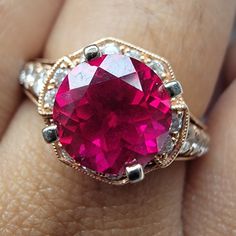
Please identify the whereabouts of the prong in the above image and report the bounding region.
[165,81,183,98]
[126,164,144,183]
[83,44,100,61]
[42,124,58,143]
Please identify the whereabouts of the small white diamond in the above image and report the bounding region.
[24,74,35,89]
[148,61,165,77]
[125,50,141,60]
[53,68,69,87]
[179,125,195,154]
[198,146,208,156]
[33,78,44,96]
[170,112,183,133]
[102,43,120,54]
[24,63,34,77]
[180,141,191,154]
[19,70,26,85]
[21,63,36,89]
[161,135,174,154]
[33,71,47,96]
[55,68,69,86]
[191,143,201,156]
[44,89,57,108]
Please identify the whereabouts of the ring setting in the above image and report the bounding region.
[19,37,209,185]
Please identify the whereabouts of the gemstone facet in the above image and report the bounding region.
[53,54,172,176]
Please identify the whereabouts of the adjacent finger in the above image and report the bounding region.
[183,81,236,235]
[0,0,64,138]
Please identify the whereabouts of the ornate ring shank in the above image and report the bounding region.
[19,60,209,161]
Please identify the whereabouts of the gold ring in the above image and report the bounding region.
[19,37,209,185]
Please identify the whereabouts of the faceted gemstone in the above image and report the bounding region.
[53,54,172,176]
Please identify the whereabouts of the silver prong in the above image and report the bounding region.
[42,124,58,143]
[165,81,183,98]
[126,164,144,183]
[83,44,100,61]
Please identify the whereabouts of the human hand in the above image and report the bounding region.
[0,1,235,235]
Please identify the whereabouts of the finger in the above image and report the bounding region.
[0,0,64,138]
[183,80,236,235]
[1,0,235,235]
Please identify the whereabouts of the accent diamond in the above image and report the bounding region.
[102,43,120,54]
[22,64,35,89]
[148,61,166,78]
[125,50,141,60]
[44,89,57,108]
[19,70,26,85]
[53,68,69,87]
[160,135,174,154]
[33,70,47,96]
[180,140,191,154]
[170,112,183,133]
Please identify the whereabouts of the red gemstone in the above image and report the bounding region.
[53,54,172,176]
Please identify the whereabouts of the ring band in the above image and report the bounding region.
[19,37,209,185]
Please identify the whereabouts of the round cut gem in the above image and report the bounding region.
[53,54,172,176]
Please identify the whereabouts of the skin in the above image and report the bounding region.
[0,0,235,235]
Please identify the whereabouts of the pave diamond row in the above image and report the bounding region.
[179,123,209,157]
[19,62,51,97]
[19,63,69,108]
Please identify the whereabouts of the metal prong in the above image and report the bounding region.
[83,44,100,61]
[165,81,183,98]
[126,164,144,183]
[42,124,58,143]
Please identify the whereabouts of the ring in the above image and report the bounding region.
[19,37,209,185]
